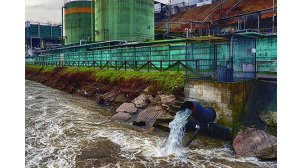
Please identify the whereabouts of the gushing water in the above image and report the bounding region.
[25,80,277,168]
[160,109,192,156]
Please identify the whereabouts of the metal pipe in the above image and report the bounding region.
[61,6,65,46]
[91,0,95,42]
[180,101,216,123]
[244,17,246,30]
[230,35,234,70]
[237,17,240,30]
[38,23,40,37]
[254,39,257,78]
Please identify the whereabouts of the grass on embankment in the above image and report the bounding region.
[25,65,186,106]
[26,65,185,93]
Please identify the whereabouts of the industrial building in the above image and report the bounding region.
[63,0,154,45]
[26,0,277,79]
[25,21,62,57]
[64,0,93,45]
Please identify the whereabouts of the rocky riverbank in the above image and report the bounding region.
[25,65,277,160]
[25,65,185,108]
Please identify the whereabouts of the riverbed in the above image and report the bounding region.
[25,80,277,168]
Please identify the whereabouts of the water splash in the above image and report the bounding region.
[160,109,192,156]
[26,80,277,168]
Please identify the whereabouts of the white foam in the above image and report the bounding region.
[159,109,191,156]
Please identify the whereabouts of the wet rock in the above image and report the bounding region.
[111,112,132,121]
[132,94,150,108]
[233,128,277,160]
[116,103,137,114]
[143,87,149,94]
[97,91,117,106]
[159,94,176,105]
[148,96,160,106]
[115,94,126,103]
[260,110,277,127]
[143,127,156,134]
[136,106,165,126]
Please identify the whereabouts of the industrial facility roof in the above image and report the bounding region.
[155,0,277,32]
[88,39,187,51]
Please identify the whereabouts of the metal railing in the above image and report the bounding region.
[25,59,196,73]
[256,60,277,73]
[26,58,259,82]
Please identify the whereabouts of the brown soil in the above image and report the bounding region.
[25,66,157,108]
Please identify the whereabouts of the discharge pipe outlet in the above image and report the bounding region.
[180,101,216,123]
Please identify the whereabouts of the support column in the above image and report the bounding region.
[257,13,260,33]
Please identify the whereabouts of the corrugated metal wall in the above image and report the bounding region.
[25,24,61,39]
[64,1,93,45]
[256,36,277,72]
[27,36,277,76]
[95,0,154,42]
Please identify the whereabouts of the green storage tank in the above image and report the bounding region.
[95,0,154,42]
[64,0,94,45]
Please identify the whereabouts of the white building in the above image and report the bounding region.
[172,0,203,6]
[155,3,162,13]
[196,0,213,7]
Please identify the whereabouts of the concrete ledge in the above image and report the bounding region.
[184,79,254,128]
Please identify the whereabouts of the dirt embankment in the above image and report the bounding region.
[25,66,185,108]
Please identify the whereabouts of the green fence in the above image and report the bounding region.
[26,36,277,80]
[256,36,277,72]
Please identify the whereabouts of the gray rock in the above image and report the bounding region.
[133,94,150,108]
[116,103,137,114]
[233,128,277,160]
[111,112,132,121]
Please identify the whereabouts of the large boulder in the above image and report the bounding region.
[116,103,137,114]
[132,94,150,108]
[136,106,165,126]
[111,112,132,121]
[233,128,277,160]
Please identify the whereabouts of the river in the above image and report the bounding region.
[25,80,277,168]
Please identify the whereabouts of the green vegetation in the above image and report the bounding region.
[26,65,186,94]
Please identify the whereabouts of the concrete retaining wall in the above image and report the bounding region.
[184,79,254,128]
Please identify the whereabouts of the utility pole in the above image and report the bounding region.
[165,0,172,38]
[61,6,66,46]
[272,0,275,33]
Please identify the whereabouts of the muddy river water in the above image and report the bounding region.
[25,80,277,168]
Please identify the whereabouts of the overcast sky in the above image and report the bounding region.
[25,0,169,24]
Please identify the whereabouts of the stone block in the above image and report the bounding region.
[116,103,137,114]
[111,112,132,121]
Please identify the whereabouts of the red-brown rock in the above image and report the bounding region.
[116,103,137,114]
[132,94,150,108]
[233,128,277,160]
[159,94,176,105]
